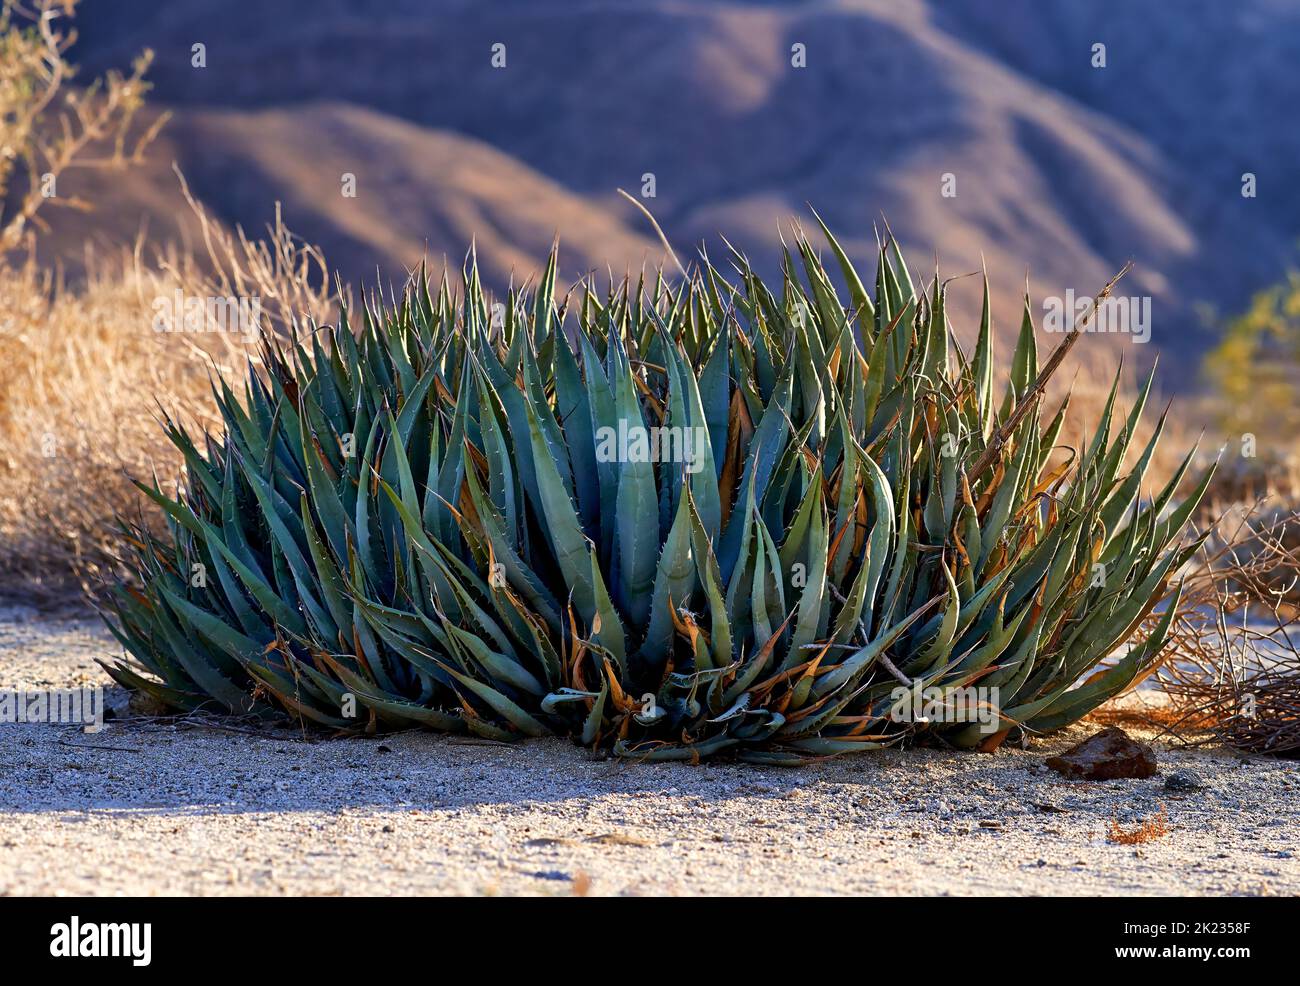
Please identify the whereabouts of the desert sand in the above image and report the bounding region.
[1,610,1296,896]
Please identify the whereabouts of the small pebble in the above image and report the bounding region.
[1164,770,1207,793]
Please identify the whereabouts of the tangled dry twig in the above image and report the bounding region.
[1158,497,1300,756]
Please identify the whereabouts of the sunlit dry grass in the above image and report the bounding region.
[0,256,246,603]
[0,195,334,606]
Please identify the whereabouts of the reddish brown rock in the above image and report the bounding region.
[1045,726,1158,781]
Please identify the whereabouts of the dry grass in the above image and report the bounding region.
[0,255,240,604]
[0,197,334,608]
[1107,807,1170,845]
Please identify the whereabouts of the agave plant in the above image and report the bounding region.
[101,222,1211,762]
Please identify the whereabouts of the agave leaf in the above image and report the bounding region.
[811,208,873,325]
[643,491,698,666]
[522,393,603,621]
[436,660,549,738]
[687,491,731,668]
[609,341,659,626]
[813,597,937,700]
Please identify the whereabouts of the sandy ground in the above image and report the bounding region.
[1,609,1297,897]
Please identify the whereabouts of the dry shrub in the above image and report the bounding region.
[1107,807,1170,845]
[1157,498,1300,756]
[0,0,164,252]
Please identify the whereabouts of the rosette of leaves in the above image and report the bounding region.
[102,223,1210,762]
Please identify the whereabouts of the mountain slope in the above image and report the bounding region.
[29,103,668,292]
[53,0,1300,372]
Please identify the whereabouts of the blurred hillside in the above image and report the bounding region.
[30,0,1300,375]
